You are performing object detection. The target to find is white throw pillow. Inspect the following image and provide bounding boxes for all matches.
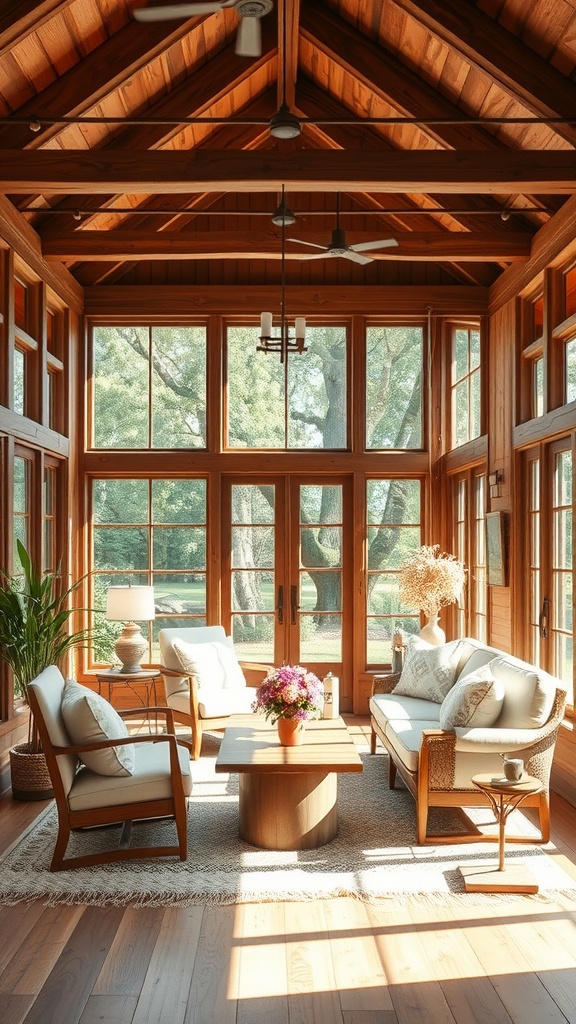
[61,679,135,777]
[392,637,462,703]
[439,662,505,729]
[172,638,246,691]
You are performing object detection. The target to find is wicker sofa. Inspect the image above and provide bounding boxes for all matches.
[370,636,567,845]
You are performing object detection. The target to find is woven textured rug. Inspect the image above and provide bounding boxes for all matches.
[0,736,573,907]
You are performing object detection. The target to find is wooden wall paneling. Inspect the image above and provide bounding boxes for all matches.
[0,197,83,313]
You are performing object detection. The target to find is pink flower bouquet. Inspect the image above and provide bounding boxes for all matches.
[252,664,323,724]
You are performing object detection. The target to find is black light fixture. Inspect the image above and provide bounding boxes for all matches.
[271,186,296,225]
[258,186,306,361]
[268,0,301,139]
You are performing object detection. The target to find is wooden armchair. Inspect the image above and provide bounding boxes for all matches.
[159,625,267,759]
[28,666,192,871]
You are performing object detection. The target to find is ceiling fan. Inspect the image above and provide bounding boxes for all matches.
[132,0,273,57]
[288,197,398,265]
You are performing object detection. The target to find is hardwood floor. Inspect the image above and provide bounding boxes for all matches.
[1,720,576,1024]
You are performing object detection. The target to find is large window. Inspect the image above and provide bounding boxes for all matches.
[227,325,347,449]
[91,478,207,664]
[452,470,486,642]
[451,324,481,448]
[366,478,422,664]
[92,325,207,448]
[366,326,423,449]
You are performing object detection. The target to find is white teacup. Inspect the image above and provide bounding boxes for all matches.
[503,758,524,782]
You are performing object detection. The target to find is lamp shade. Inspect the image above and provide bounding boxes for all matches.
[106,586,155,622]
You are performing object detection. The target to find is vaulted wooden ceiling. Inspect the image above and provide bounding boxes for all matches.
[1,0,576,290]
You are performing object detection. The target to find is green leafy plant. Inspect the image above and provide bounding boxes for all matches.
[0,540,91,751]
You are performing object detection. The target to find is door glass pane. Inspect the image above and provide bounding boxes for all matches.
[13,456,28,567]
[552,449,573,695]
[366,478,421,664]
[231,483,275,660]
[299,484,342,662]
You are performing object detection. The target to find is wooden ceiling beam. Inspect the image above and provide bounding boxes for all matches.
[277,0,300,111]
[41,229,532,262]
[3,149,575,194]
[393,0,576,147]
[300,4,507,152]
[0,0,76,58]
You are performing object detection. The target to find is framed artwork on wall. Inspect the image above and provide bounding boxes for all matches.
[486,511,507,586]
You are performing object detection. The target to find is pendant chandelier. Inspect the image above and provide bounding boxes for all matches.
[257,187,306,361]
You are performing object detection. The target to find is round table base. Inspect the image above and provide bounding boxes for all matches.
[238,771,338,850]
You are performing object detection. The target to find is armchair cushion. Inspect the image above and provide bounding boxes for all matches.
[439,663,504,728]
[172,637,247,691]
[392,637,462,703]
[61,679,135,777]
[68,738,192,812]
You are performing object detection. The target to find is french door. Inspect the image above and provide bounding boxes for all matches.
[221,476,352,687]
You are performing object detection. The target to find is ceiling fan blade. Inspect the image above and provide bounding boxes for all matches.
[133,2,224,20]
[287,238,327,251]
[235,16,262,56]
[341,250,374,265]
[294,253,330,261]
[350,238,399,253]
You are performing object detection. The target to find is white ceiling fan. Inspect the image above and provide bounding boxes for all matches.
[133,0,273,57]
[288,198,398,265]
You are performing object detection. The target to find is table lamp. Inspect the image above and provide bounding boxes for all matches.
[106,585,155,674]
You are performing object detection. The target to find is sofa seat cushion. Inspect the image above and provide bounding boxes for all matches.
[439,663,505,729]
[68,738,192,812]
[383,719,441,773]
[453,725,552,752]
[61,679,135,777]
[168,685,257,719]
[370,692,441,725]
[392,638,463,703]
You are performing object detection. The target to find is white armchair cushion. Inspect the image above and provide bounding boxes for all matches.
[61,679,135,777]
[172,638,247,691]
[392,638,462,703]
[68,738,192,812]
[439,663,504,728]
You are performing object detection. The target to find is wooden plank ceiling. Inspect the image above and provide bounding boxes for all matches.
[0,0,575,289]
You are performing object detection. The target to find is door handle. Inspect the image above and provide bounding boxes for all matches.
[539,595,549,639]
[278,585,284,624]
[291,585,298,625]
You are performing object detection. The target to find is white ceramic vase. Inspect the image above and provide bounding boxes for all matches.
[419,612,446,646]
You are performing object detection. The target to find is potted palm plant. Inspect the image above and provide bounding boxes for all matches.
[0,540,91,800]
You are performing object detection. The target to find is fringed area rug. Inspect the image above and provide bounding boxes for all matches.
[0,738,573,907]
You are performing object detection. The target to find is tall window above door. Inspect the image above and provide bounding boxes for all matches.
[91,325,207,449]
[227,325,347,449]
[450,324,481,448]
[365,326,423,449]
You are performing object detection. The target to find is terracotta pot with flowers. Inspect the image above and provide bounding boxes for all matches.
[398,544,467,645]
[252,664,324,745]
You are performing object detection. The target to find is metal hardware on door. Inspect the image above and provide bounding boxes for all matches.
[291,585,298,625]
[539,595,549,639]
[277,585,284,624]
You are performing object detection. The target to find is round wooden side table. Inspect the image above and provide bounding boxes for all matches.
[95,669,162,726]
[459,772,544,893]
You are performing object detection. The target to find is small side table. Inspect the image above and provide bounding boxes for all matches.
[459,772,544,894]
[95,669,163,725]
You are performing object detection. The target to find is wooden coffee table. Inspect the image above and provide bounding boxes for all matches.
[215,715,363,851]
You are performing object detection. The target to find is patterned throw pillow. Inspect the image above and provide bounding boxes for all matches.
[61,678,135,776]
[392,637,462,703]
[439,662,505,729]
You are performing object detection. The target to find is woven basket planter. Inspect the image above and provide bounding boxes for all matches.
[9,743,54,801]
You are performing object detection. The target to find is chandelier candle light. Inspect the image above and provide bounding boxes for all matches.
[105,585,155,674]
[258,187,306,362]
